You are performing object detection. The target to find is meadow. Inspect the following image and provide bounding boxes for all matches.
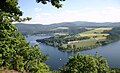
[62,27,112,51]
[36,27,113,52]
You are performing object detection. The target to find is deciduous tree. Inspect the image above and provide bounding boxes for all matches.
[61,53,111,73]
[0,0,65,72]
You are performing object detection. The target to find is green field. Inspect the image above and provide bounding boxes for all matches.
[61,27,112,51]
[80,28,112,34]
[63,38,97,48]
[37,27,113,52]
[78,27,112,40]
[52,27,69,30]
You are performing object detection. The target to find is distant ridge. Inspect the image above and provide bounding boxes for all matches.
[15,21,120,35]
[49,21,120,27]
[15,21,120,26]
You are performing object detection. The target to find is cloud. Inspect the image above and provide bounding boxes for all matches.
[34,8,42,12]
[26,7,120,24]
[41,13,51,16]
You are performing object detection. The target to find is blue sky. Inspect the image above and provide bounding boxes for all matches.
[18,0,120,24]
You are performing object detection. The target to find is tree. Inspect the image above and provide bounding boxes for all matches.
[61,53,111,73]
[0,0,65,72]
[73,45,77,50]
[36,0,65,8]
[67,45,72,49]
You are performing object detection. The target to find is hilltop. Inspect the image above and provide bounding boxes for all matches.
[15,21,120,35]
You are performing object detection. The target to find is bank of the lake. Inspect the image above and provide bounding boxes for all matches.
[36,27,116,52]
[26,35,120,70]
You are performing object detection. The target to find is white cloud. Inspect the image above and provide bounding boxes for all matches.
[26,7,120,24]
[41,13,51,16]
[34,8,42,12]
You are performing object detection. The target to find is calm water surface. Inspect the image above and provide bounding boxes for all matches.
[26,35,120,70]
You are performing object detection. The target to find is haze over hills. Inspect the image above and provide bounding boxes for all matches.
[15,21,120,35]
[49,21,120,27]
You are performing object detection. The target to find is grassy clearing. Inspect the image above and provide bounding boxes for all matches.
[62,27,112,51]
[79,27,112,37]
[80,27,112,34]
[95,37,106,41]
[63,38,97,48]
[53,33,68,36]
[80,34,109,37]
[68,41,79,44]
[94,28,112,31]
[52,27,69,30]
[85,28,94,30]
[72,39,96,48]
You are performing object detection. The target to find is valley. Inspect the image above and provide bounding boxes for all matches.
[15,22,120,71]
[16,22,120,52]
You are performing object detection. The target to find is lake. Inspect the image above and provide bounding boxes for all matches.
[26,35,120,70]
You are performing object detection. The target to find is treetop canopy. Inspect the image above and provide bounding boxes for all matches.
[36,0,65,8]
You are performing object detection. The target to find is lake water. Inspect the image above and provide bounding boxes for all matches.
[26,35,120,70]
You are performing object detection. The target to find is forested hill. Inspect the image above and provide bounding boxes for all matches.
[50,21,120,27]
[15,21,120,35]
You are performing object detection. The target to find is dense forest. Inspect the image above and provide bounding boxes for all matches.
[105,27,120,42]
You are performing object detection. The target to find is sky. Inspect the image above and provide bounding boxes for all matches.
[18,0,120,25]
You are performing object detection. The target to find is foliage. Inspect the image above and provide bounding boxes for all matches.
[1,0,119,73]
[104,27,120,42]
[111,68,120,73]
[0,0,64,72]
[36,0,65,8]
[0,19,50,72]
[60,53,111,73]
